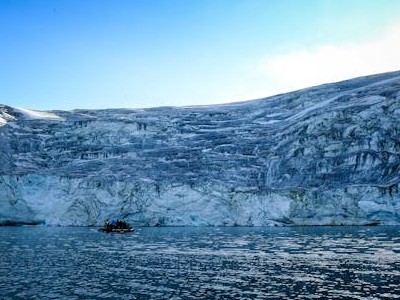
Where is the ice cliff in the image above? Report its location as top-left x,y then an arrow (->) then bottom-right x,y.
1,71 -> 400,226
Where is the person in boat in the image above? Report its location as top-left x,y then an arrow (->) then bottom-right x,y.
122,220 -> 128,229
104,220 -> 111,230
111,220 -> 117,228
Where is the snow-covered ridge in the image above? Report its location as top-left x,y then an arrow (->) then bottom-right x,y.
1,71 -> 400,226
0,105 -> 16,126
0,105 -> 64,127
12,107 -> 64,121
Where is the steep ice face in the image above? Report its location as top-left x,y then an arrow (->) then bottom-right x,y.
1,71 -> 400,226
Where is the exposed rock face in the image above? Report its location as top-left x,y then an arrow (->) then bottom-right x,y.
1,71 -> 400,226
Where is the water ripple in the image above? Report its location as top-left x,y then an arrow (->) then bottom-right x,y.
1,226 -> 400,299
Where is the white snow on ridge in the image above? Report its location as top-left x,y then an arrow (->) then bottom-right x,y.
0,110 -> 16,126
13,107 -> 64,121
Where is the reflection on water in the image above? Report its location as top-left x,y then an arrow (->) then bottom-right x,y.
1,226 -> 400,299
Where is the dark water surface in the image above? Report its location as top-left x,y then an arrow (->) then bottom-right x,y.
1,226 -> 400,299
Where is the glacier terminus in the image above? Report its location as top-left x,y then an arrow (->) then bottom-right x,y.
1,71 -> 400,226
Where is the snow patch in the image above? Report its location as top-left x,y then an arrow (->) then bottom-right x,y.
0,110 -> 16,126
13,107 -> 64,121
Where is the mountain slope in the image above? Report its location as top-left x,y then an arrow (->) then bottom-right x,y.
1,71 -> 400,226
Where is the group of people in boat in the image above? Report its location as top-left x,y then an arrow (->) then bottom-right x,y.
103,219 -> 131,231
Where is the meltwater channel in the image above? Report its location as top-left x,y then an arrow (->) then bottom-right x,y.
1,226 -> 400,299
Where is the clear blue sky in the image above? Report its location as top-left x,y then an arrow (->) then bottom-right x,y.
1,0 -> 400,110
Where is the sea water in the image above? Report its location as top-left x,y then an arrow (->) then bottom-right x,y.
1,226 -> 400,299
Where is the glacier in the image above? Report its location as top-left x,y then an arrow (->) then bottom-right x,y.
1,71 -> 400,226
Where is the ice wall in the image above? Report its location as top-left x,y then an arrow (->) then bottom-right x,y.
1,71 -> 400,226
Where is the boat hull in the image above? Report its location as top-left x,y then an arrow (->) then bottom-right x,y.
99,227 -> 134,234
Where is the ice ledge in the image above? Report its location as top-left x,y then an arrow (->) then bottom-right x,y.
0,175 -> 399,227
